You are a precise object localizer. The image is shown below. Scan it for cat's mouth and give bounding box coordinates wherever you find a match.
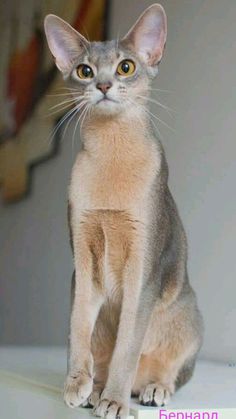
[96,96,118,105]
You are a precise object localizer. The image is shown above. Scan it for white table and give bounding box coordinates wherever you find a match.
[0,347,235,419]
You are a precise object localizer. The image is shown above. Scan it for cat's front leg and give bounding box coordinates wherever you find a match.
[64,232,104,408]
[93,252,157,419]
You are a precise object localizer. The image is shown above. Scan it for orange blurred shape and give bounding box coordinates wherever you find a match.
[7,34,41,135]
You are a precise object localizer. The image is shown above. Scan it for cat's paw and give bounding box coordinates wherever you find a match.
[87,389,102,407]
[93,397,128,419]
[63,373,93,408]
[139,383,171,407]
[81,389,102,408]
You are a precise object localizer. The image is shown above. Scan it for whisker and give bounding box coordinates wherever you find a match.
[126,98,146,131]
[48,96,82,111]
[150,87,173,93]
[80,104,90,137]
[136,95,175,117]
[47,93,76,98]
[45,100,80,117]
[144,106,175,132]
[46,106,73,118]
[47,103,84,145]
[126,97,164,140]
[133,97,175,133]
[45,96,87,118]
[72,103,88,153]
[47,108,76,146]
[61,105,84,144]
[55,86,80,91]
[148,116,163,140]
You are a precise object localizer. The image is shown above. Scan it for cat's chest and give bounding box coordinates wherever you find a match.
[69,146,160,215]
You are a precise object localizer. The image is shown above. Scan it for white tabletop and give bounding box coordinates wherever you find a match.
[0,347,235,419]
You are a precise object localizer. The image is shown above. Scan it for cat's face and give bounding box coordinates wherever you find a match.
[44,4,167,117]
[65,41,153,116]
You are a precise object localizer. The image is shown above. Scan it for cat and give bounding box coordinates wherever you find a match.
[44,4,203,418]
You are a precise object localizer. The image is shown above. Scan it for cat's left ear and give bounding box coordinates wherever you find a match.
[122,4,167,75]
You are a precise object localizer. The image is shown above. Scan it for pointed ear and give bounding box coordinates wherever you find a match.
[122,4,167,70]
[44,14,89,75]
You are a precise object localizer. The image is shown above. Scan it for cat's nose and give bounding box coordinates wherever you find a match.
[96,82,112,94]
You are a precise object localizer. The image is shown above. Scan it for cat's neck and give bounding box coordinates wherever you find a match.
[81,111,152,158]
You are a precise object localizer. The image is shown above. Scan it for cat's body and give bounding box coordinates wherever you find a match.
[44,5,203,418]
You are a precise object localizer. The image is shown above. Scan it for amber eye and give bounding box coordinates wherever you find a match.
[76,64,94,79]
[116,60,135,76]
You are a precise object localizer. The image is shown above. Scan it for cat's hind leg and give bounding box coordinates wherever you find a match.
[134,295,203,407]
[137,355,196,407]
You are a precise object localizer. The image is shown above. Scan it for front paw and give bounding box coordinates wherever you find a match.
[63,372,93,408]
[93,397,128,419]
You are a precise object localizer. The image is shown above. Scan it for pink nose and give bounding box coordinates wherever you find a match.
[96,82,112,94]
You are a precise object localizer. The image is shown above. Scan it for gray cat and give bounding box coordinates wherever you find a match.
[44,4,203,418]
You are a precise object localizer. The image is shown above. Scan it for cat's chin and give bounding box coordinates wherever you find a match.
[92,99,122,117]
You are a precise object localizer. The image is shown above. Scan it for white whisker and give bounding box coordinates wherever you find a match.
[80,105,90,137]
[47,92,76,98]
[48,96,82,111]
[150,87,173,93]
[56,87,80,91]
[47,103,84,145]
[127,98,163,140]
[72,103,88,153]
[144,106,175,132]
[133,97,175,133]
[46,106,73,118]
[61,105,82,144]
[136,95,176,118]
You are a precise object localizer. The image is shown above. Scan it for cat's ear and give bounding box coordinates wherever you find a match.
[44,14,89,75]
[122,4,167,72]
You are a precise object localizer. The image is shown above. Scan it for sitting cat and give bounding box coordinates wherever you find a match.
[44,4,203,418]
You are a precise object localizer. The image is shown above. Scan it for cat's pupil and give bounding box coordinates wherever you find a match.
[121,62,130,73]
[82,65,92,77]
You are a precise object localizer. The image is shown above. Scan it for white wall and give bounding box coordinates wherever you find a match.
[0,0,235,362]
[110,0,236,362]
[0,124,76,344]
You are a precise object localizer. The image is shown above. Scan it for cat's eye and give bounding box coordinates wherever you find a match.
[76,64,94,79]
[116,60,135,76]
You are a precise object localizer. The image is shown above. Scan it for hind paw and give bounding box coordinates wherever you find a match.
[139,383,171,407]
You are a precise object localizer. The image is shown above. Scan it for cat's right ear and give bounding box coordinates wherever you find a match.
[44,15,89,76]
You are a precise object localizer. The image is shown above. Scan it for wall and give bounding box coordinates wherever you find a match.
[0,124,75,345]
[0,0,235,362]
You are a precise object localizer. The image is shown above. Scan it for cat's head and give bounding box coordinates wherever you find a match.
[44,4,167,117]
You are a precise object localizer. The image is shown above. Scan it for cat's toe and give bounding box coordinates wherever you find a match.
[63,374,93,408]
[87,389,102,407]
[93,398,128,419]
[139,383,171,407]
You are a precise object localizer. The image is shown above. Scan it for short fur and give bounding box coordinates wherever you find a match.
[44,5,203,418]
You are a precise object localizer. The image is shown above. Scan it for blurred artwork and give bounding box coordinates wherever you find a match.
[0,0,109,203]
